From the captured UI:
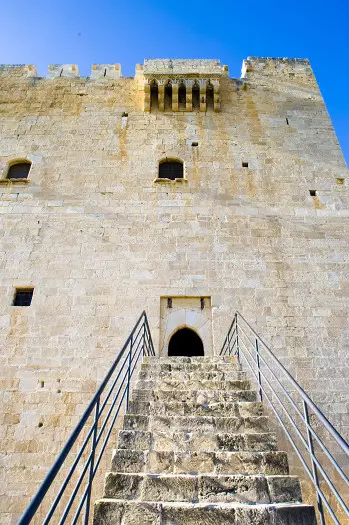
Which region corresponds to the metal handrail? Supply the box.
[220,311,349,525]
[19,311,155,525]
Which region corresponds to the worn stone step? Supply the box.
[131,389,257,404]
[103,472,302,504]
[138,368,247,381]
[123,414,269,434]
[140,361,242,374]
[143,356,240,366]
[118,430,277,453]
[111,449,289,476]
[135,379,251,391]
[94,500,316,525]
[128,400,264,418]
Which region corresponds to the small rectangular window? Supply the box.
[242,162,249,168]
[309,190,317,197]
[13,288,34,306]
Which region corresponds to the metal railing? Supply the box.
[220,312,349,525]
[19,311,155,525]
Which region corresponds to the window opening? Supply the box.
[13,288,34,306]
[7,162,31,180]
[164,82,172,111]
[150,81,158,111]
[178,83,186,111]
[167,297,172,308]
[309,190,317,197]
[168,328,204,357]
[191,142,198,147]
[192,83,200,110]
[159,160,184,180]
[206,83,214,110]
[242,162,249,168]
[286,117,289,125]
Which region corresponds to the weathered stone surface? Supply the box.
[198,474,270,503]
[3,53,344,520]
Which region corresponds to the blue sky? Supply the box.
[1,0,348,164]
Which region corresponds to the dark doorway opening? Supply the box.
[168,328,204,357]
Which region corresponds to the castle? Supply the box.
[0,58,348,524]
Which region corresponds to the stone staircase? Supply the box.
[94,356,316,524]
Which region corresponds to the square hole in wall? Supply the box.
[309,190,317,197]
[13,288,34,306]
[242,162,249,168]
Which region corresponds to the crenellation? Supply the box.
[90,64,122,79]
[0,64,38,77]
[47,64,80,78]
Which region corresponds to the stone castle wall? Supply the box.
[0,57,348,523]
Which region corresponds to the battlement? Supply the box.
[0,57,313,81]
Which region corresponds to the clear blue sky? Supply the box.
[1,0,348,165]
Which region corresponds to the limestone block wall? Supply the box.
[0,58,348,523]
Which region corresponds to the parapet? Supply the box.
[0,57,315,85]
[143,59,228,77]
[241,57,314,80]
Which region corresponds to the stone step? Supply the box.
[140,361,242,374]
[138,368,247,381]
[131,389,257,404]
[94,500,316,525]
[143,356,240,365]
[103,472,302,504]
[117,430,277,453]
[123,414,269,434]
[135,379,251,391]
[111,449,289,476]
[128,400,264,417]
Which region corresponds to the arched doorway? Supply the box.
[168,328,204,357]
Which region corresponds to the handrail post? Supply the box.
[303,400,325,525]
[235,312,240,360]
[83,399,99,525]
[126,335,133,410]
[255,338,263,402]
[142,319,147,356]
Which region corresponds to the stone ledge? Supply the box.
[153,178,188,184]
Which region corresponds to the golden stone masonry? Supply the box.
[0,57,348,524]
